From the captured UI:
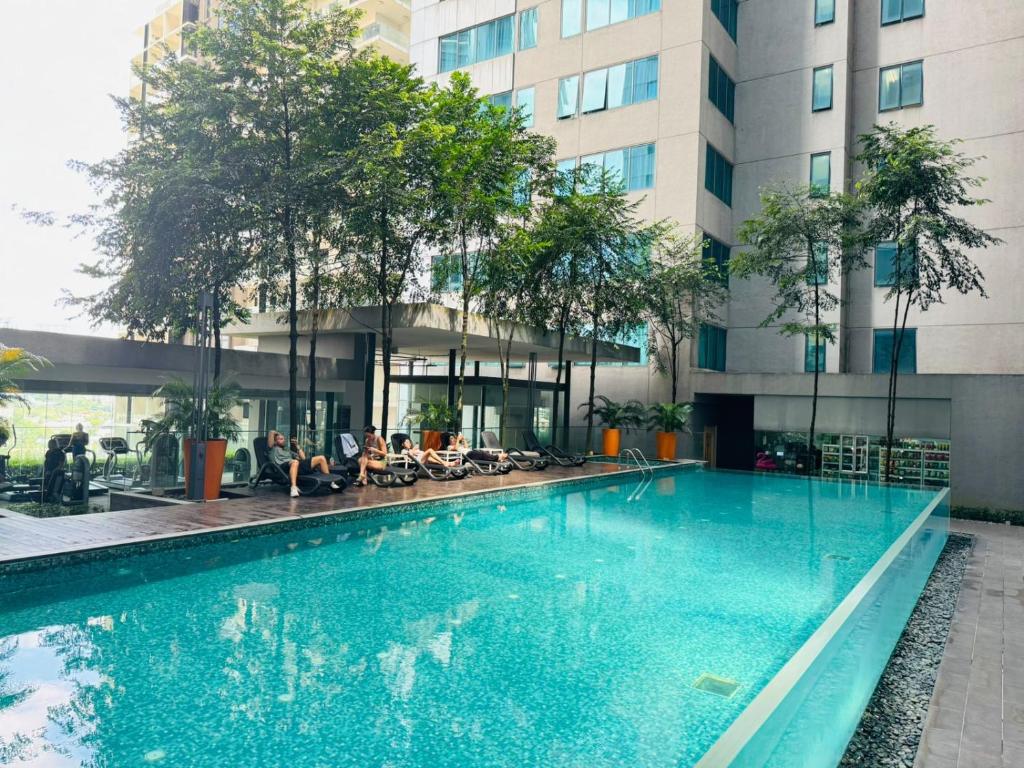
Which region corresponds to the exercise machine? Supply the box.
[99,436,132,486]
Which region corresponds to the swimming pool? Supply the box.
[0,467,948,767]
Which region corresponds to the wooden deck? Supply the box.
[0,462,663,566]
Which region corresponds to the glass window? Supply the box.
[582,68,608,113]
[810,152,831,196]
[489,91,512,109]
[807,241,829,284]
[879,61,923,110]
[874,242,916,286]
[519,8,538,50]
[557,75,579,118]
[708,55,736,122]
[812,65,833,111]
[607,62,629,109]
[587,0,610,30]
[626,143,655,190]
[432,255,463,292]
[901,60,923,106]
[439,16,515,72]
[815,0,835,25]
[633,56,659,102]
[516,86,535,127]
[805,334,826,373]
[562,0,582,37]
[586,0,660,31]
[705,144,733,206]
[556,157,576,177]
[702,234,730,286]
[711,0,738,41]
[698,324,727,371]
[873,328,917,373]
[883,0,924,25]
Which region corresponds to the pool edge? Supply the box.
[0,462,696,576]
[694,486,951,768]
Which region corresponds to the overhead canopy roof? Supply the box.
[227,303,640,363]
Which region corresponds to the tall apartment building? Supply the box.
[131,0,411,102]
[410,0,1024,509]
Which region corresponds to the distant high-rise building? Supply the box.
[131,0,411,102]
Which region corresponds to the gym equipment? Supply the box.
[100,437,132,485]
[0,422,15,487]
[42,453,91,506]
[232,447,251,482]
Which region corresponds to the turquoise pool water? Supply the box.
[0,469,944,767]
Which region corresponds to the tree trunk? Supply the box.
[887,297,913,481]
[585,331,598,454]
[380,302,392,439]
[670,334,679,404]
[808,281,821,470]
[286,210,299,440]
[308,260,320,446]
[456,228,469,427]
[884,289,903,482]
[212,290,222,384]
[550,309,568,447]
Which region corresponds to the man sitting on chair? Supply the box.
[267,431,338,498]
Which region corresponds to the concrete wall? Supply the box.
[694,371,1024,511]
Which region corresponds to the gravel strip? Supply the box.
[840,533,974,768]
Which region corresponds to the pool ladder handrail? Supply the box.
[618,448,654,478]
[618,448,655,501]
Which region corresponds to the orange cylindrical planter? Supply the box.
[183,438,227,500]
[421,430,442,451]
[655,431,677,461]
[602,428,621,457]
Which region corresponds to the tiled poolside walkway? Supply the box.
[0,461,656,565]
[915,520,1024,768]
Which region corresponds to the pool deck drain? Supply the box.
[914,519,1024,768]
[0,461,693,567]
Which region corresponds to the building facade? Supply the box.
[409,0,1024,509]
[131,0,411,102]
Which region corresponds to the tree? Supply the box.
[189,0,362,436]
[343,58,437,438]
[541,166,665,453]
[644,229,729,403]
[428,74,556,427]
[733,187,867,463]
[855,124,1000,479]
[0,346,48,408]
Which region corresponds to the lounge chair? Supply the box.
[480,431,548,471]
[390,433,469,481]
[439,432,513,476]
[522,430,586,467]
[333,433,417,488]
[251,438,346,495]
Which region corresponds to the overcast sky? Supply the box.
[0,0,157,337]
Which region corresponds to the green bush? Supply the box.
[952,506,1024,527]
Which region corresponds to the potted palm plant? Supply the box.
[646,402,693,460]
[583,395,645,456]
[153,378,242,500]
[404,398,456,451]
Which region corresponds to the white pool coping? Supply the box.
[694,486,951,767]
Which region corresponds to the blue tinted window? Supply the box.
[805,334,826,372]
[873,328,917,373]
[873,242,916,286]
[698,324,727,371]
[516,86,535,127]
[702,234,730,286]
[519,8,538,50]
[812,65,833,111]
[879,60,923,110]
[705,144,733,206]
[586,0,660,32]
[708,55,736,122]
[711,0,738,40]
[810,152,831,196]
[580,55,659,114]
[439,16,514,72]
[807,241,829,285]
[489,91,512,109]
[815,0,835,25]
[883,0,923,25]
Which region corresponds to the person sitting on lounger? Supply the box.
[355,425,388,487]
[447,432,508,463]
[268,431,339,497]
[401,437,461,467]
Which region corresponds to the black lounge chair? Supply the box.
[480,431,548,471]
[438,432,513,476]
[522,430,586,467]
[250,438,346,495]
[390,433,469,481]
[333,433,417,488]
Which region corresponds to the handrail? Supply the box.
[618,448,654,478]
